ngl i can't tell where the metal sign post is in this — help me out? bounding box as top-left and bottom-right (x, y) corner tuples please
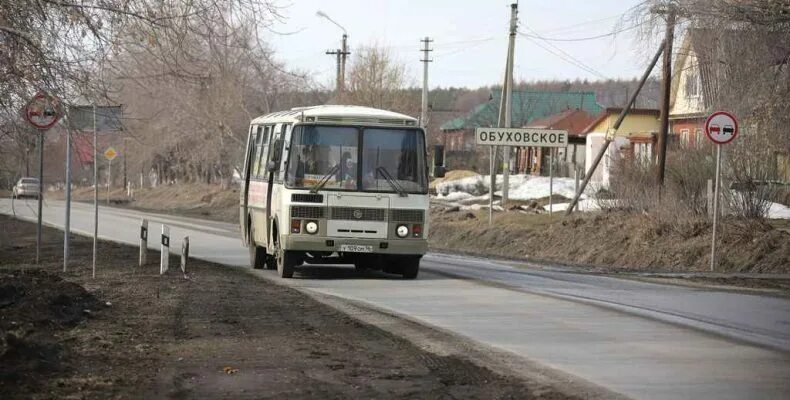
(67, 104), (123, 277)
(705, 111), (738, 272)
(22, 91), (62, 265)
(63, 130), (71, 271)
(93, 105), (98, 278)
(104, 147), (118, 205)
(549, 148), (555, 214)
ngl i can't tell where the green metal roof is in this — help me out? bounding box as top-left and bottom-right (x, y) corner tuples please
(440, 90), (602, 131)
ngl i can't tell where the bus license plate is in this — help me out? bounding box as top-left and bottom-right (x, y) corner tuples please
(339, 244), (373, 253)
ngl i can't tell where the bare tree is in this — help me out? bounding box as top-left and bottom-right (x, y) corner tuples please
(342, 45), (419, 115)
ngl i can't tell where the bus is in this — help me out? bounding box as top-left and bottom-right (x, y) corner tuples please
(239, 105), (442, 279)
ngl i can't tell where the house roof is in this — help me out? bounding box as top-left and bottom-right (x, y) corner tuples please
(525, 109), (597, 136)
(581, 107), (660, 134)
(440, 90), (602, 131)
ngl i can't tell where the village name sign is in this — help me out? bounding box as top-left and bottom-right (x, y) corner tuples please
(475, 127), (568, 148)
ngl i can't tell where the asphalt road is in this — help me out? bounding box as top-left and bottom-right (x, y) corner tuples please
(2, 197), (789, 399)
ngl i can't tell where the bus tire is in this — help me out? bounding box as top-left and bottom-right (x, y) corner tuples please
(399, 256), (421, 279)
(277, 249), (297, 279)
(248, 225), (266, 269)
(265, 255), (277, 270)
(249, 244), (266, 269)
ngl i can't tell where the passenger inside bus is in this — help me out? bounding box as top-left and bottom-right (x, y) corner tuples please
(338, 151), (357, 189)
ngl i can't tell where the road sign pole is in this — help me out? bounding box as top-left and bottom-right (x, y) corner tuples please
(36, 130), (44, 264)
(107, 158), (112, 205)
(710, 144), (722, 272)
(489, 146), (494, 226)
(550, 149), (556, 213)
(64, 130), (71, 272)
(93, 104), (98, 278)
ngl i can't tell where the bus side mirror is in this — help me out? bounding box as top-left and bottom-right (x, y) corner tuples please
(434, 165), (446, 178)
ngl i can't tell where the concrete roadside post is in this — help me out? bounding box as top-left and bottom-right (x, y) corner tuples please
(139, 219), (148, 267)
(181, 236), (189, 276)
(161, 225), (170, 275)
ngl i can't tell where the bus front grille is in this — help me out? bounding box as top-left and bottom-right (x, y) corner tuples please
(291, 193), (324, 203)
(291, 206), (326, 219)
(330, 207), (387, 221)
(389, 209), (424, 223)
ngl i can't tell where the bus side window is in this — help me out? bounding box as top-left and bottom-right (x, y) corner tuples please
(277, 124), (293, 183)
(250, 126), (262, 178)
(258, 125), (272, 180)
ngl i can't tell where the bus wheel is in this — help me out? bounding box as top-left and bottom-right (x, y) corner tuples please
(275, 245), (297, 279)
(248, 227), (266, 270)
(265, 255), (277, 270)
(398, 256), (421, 279)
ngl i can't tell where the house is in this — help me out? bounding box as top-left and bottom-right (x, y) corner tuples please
(581, 108), (660, 188)
(440, 89), (602, 170)
(668, 30), (712, 148)
(520, 108), (597, 176)
(670, 28), (789, 180)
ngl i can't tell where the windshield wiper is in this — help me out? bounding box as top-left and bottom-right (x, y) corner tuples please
(310, 164), (339, 194)
(376, 167), (408, 197)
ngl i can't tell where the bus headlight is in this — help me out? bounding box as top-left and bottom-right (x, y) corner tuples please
(305, 221), (319, 234)
(396, 224), (409, 238)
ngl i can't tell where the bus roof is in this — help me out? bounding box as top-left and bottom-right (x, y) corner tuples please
(251, 105), (418, 127)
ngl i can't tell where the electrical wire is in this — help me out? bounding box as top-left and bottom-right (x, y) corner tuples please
(518, 23), (642, 42)
(519, 26), (608, 79)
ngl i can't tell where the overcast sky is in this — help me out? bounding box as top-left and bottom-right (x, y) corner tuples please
(265, 0), (651, 89)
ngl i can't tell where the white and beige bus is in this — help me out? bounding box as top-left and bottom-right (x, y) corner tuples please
(239, 105), (442, 279)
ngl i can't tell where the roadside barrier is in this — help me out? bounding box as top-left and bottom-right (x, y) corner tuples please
(139, 219), (148, 267)
(160, 225), (169, 274)
(181, 236), (189, 275)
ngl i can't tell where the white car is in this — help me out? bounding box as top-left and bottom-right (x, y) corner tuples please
(12, 177), (41, 199)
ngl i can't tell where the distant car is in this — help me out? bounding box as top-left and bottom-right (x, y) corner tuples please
(12, 177), (41, 199)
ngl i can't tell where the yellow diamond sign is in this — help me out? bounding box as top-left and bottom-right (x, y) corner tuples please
(104, 147), (118, 161)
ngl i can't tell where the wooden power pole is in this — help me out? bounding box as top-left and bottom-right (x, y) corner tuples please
(656, 7), (676, 186)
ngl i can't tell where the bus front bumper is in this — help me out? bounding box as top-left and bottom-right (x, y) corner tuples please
(283, 235), (428, 256)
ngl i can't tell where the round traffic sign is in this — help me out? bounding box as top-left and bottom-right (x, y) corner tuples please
(23, 91), (62, 130)
(704, 111), (738, 145)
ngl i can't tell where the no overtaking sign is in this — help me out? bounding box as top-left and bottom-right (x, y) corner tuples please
(475, 127), (568, 148)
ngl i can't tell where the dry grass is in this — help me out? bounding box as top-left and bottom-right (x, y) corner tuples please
(429, 209), (790, 273)
(54, 184), (239, 223)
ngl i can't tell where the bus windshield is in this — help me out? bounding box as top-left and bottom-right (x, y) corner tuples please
(286, 125), (427, 193)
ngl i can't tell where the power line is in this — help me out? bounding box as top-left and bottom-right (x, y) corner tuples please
(519, 26), (608, 79)
(521, 36), (608, 79)
(519, 23), (643, 42)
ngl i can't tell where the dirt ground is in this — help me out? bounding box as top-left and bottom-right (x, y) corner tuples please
(429, 208), (790, 274)
(0, 216), (572, 399)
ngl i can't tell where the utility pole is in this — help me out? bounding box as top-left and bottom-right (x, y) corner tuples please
(341, 34), (349, 93)
(502, 3), (518, 208)
(420, 37), (433, 127)
(656, 5), (676, 186)
(317, 11), (349, 96)
(326, 48), (343, 96)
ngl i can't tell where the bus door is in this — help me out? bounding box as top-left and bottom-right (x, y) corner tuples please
(241, 125), (260, 244)
(266, 123), (284, 248)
